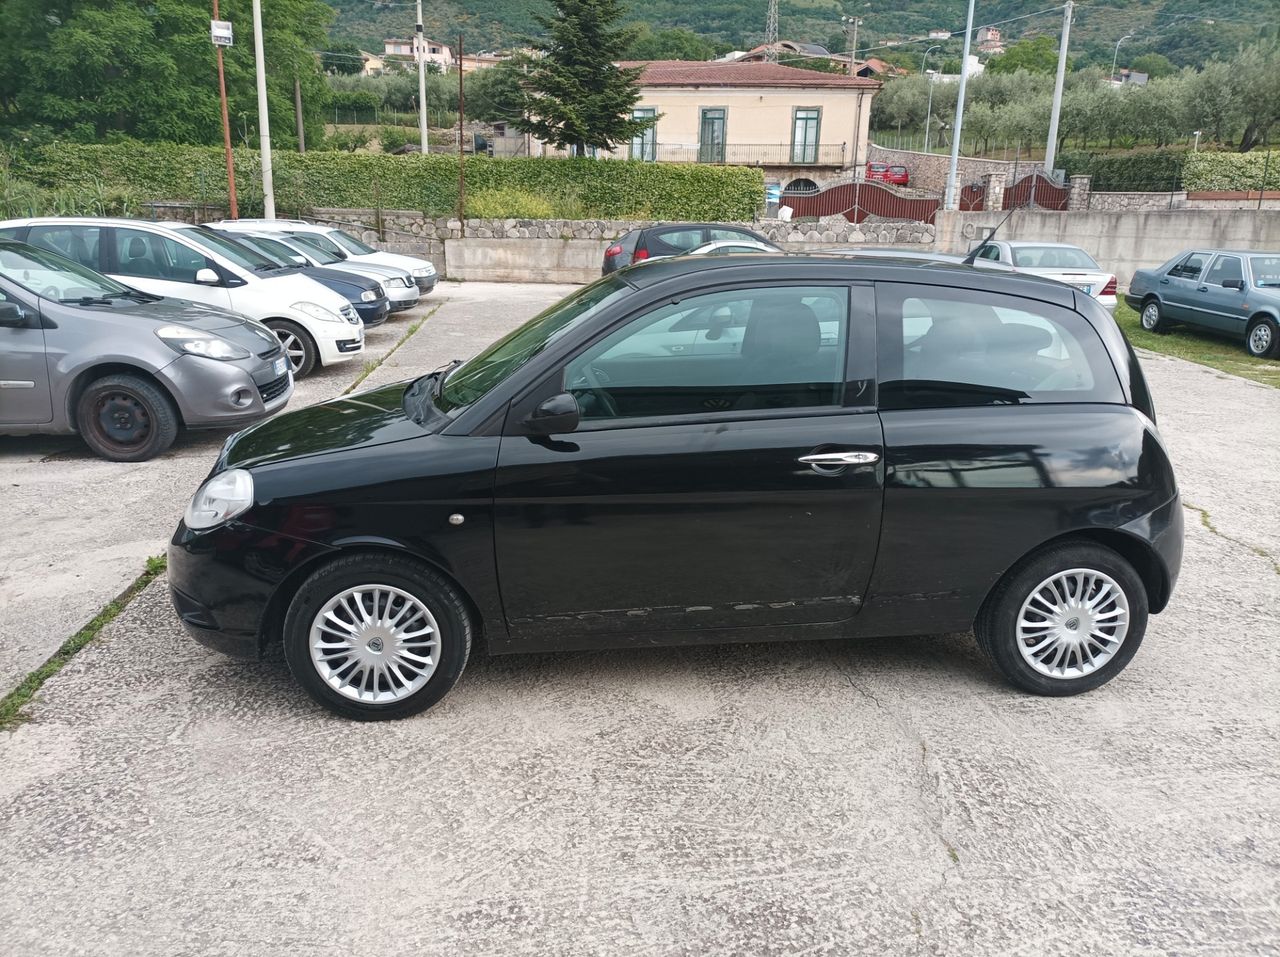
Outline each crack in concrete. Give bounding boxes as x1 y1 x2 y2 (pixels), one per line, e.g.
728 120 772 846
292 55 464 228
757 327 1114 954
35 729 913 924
1184 501 1280 577
342 303 441 396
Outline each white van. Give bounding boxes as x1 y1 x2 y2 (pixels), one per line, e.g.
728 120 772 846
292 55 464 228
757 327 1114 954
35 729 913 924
209 219 437 293
0 218 364 377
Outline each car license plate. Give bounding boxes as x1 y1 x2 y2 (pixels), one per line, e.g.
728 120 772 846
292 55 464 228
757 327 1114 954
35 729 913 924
1073 283 1093 295
273 357 288 377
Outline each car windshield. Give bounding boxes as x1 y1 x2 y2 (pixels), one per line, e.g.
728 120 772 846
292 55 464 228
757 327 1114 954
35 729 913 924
0 241 132 300
277 235 336 264
174 226 279 271
1250 256 1280 287
329 229 378 255
290 232 346 259
248 235 309 266
1011 246 1099 270
215 233 293 267
434 277 629 413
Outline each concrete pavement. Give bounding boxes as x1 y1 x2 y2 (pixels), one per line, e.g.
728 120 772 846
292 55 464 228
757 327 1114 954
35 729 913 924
0 281 1277 955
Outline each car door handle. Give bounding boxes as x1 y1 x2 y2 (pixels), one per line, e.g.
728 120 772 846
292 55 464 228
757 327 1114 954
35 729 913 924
1197 285 1208 292
1160 278 1170 284
799 451 880 468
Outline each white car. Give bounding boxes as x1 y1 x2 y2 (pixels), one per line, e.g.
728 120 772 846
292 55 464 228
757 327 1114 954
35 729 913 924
236 232 420 313
208 219 437 294
0 218 364 377
972 240 1117 312
684 239 781 257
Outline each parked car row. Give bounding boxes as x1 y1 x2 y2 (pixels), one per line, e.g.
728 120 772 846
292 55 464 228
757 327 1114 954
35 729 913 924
0 216 437 461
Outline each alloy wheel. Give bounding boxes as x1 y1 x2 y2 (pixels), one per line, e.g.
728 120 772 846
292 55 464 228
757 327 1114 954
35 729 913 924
308 584 441 703
274 329 306 372
1141 303 1160 330
1016 568 1130 680
1249 322 1272 356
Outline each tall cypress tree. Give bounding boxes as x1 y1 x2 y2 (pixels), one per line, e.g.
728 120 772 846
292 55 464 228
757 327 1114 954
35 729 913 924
513 0 656 156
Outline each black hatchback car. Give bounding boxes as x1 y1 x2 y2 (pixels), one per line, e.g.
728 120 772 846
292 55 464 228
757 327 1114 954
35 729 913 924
170 255 1183 720
602 224 773 273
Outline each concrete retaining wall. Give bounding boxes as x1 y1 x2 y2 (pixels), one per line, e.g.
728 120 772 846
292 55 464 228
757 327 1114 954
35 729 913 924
934 208 1280 280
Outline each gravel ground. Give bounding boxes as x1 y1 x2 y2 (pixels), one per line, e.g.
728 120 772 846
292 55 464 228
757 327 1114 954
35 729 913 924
0 281 1277 956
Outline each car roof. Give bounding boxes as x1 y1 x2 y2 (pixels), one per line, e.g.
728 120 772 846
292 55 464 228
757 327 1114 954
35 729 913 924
617 253 1075 304
1003 241 1091 249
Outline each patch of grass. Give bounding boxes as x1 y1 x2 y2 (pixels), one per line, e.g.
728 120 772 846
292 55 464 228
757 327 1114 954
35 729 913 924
343 306 438 395
0 555 167 731
1114 302 1280 388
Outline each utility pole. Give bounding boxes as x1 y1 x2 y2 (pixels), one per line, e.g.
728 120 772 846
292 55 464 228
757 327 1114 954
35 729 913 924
1044 0 1073 176
943 0 976 209
416 0 429 153
294 77 306 152
456 35 466 223
211 0 238 218
842 15 861 77
922 45 941 153
251 0 275 219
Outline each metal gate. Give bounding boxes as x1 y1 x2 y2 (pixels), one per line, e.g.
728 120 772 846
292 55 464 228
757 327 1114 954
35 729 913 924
781 181 941 225
1002 173 1070 211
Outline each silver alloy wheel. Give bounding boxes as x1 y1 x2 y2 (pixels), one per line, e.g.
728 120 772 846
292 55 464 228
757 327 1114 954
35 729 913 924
309 583 441 703
1016 568 1130 680
274 329 306 372
1249 322 1272 356
1141 302 1160 330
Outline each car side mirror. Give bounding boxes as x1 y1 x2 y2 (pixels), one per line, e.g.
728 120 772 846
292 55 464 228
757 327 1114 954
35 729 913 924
0 301 26 327
1222 278 1245 290
522 392 580 435
195 267 220 285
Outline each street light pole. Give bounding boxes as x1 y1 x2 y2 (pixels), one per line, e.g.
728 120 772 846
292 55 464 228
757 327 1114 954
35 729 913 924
943 0 976 209
1043 0 1073 176
251 0 275 219
922 45 940 153
416 0 429 154
1110 34 1133 84
211 0 238 219
842 16 861 77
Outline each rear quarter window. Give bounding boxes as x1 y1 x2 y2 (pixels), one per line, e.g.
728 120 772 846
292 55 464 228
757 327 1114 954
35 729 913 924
877 283 1123 410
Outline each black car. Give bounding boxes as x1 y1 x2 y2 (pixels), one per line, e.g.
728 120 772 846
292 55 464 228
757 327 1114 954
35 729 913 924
170 255 1183 720
603 224 774 274
207 228 390 328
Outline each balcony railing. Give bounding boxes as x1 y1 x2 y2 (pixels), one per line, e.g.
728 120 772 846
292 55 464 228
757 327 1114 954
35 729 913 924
640 143 849 167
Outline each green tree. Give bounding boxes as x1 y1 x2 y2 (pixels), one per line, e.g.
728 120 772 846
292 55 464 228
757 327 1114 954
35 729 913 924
321 42 364 75
1129 53 1175 79
625 26 719 61
513 0 654 155
987 36 1065 76
465 62 526 122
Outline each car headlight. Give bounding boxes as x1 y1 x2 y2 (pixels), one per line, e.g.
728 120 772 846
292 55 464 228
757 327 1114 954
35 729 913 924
184 469 254 531
411 265 435 277
291 301 343 323
155 325 250 361
360 289 378 302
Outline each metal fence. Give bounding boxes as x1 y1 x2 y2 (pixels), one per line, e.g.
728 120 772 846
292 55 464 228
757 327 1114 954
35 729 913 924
648 143 848 167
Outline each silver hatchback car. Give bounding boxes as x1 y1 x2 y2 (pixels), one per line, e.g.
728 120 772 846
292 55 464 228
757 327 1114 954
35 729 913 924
0 239 292 461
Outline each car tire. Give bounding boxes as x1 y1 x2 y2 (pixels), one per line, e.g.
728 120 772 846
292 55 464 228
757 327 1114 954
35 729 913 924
1139 298 1171 334
975 541 1148 697
267 319 318 378
1245 315 1279 359
75 373 179 462
282 553 473 721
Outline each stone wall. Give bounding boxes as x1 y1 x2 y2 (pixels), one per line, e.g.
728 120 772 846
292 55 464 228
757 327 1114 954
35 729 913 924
309 209 933 282
866 144 1018 194
142 202 227 223
1082 191 1186 211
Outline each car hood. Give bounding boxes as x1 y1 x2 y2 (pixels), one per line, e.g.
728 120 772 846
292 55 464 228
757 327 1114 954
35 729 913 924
64 295 281 352
257 271 352 312
219 380 423 470
354 250 434 274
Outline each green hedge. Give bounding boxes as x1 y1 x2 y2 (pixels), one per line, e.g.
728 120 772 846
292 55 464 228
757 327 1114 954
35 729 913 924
17 143 765 220
1183 150 1280 192
1058 148 1187 192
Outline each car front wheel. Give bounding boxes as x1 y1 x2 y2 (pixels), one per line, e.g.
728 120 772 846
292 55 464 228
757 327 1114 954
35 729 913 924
975 541 1148 696
1139 298 1171 334
75 373 179 462
266 319 318 378
283 554 473 720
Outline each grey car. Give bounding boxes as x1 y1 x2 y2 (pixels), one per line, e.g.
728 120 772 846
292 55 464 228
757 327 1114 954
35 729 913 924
0 239 292 461
1126 249 1280 358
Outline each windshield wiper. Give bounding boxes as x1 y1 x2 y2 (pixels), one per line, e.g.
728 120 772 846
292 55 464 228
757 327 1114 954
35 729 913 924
60 296 114 306
105 290 160 302
432 359 464 396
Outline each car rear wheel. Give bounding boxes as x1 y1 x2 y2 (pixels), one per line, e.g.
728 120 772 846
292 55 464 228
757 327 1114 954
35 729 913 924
1139 298 1171 334
1245 316 1279 358
75 373 179 462
975 541 1148 696
282 554 473 720
266 319 318 378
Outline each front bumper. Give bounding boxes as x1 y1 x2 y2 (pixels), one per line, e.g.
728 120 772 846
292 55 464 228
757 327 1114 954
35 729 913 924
315 322 364 365
163 353 293 428
414 275 436 293
355 298 390 327
168 519 338 658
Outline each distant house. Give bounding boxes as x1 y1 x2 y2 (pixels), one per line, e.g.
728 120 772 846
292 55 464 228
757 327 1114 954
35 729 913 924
976 26 1004 54
735 41 835 65
536 60 880 187
458 52 508 73
383 37 454 72
852 58 909 79
360 51 386 76
930 54 985 82
928 29 952 40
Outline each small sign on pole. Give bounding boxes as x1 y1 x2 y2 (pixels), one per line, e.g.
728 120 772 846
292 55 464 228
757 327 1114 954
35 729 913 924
211 20 233 47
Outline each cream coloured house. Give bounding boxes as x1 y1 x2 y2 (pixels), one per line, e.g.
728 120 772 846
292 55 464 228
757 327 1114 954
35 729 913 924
607 61 880 187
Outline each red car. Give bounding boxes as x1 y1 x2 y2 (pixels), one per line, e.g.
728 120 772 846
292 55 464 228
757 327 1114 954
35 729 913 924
866 162 910 186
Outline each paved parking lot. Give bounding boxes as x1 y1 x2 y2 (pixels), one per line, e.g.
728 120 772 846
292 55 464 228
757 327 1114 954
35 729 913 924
1 281 1278 955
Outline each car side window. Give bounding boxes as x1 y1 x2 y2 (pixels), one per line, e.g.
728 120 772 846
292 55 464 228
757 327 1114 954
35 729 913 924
27 225 101 270
113 228 208 282
975 244 1002 262
877 283 1123 410
1204 255 1243 286
1170 252 1208 280
708 228 753 243
647 228 705 256
564 285 850 423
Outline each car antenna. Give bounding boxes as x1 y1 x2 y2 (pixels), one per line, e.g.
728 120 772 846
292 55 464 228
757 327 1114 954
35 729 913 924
961 204 1018 266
